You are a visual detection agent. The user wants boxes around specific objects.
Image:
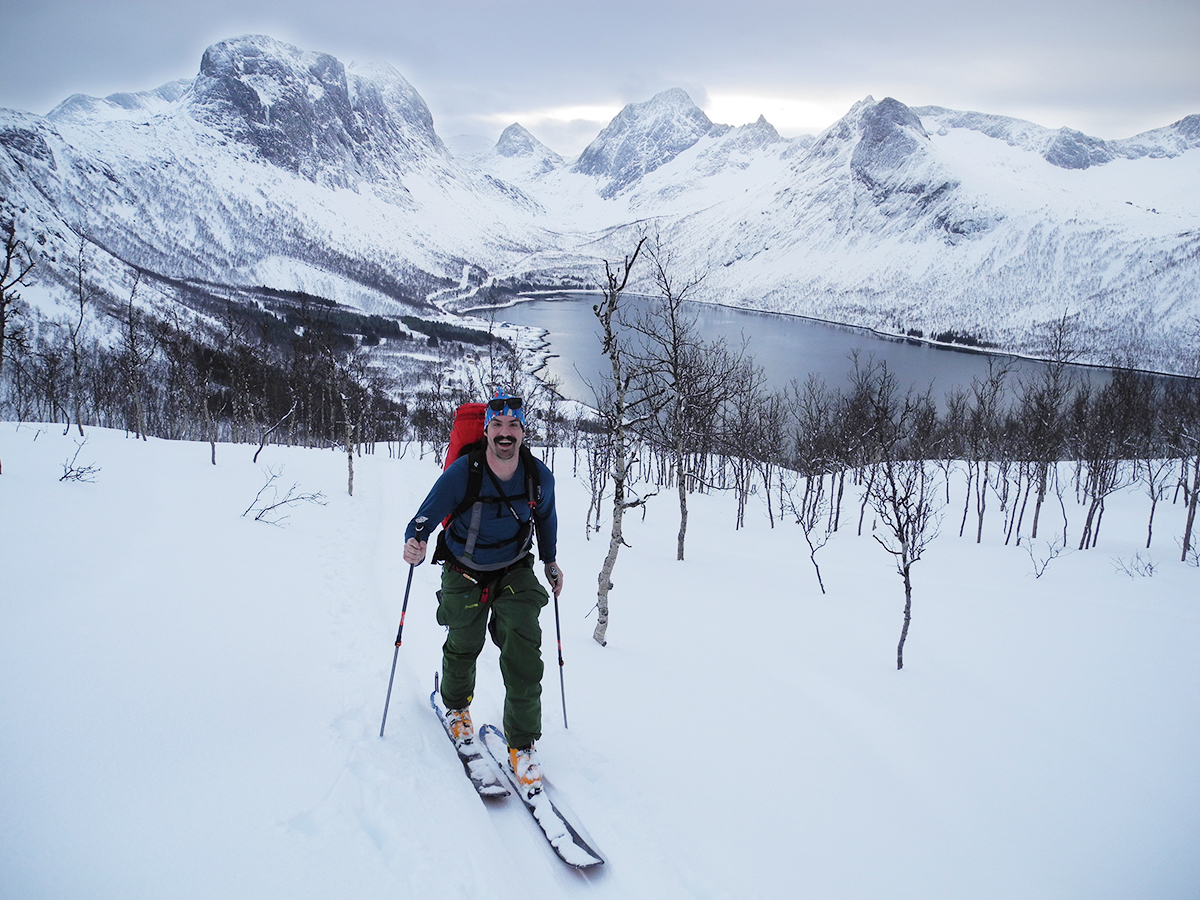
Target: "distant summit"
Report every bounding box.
[496,123,557,160]
[48,79,192,123]
[573,88,723,197]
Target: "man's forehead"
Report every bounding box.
[488,414,522,427]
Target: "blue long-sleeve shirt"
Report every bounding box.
[406,452,557,570]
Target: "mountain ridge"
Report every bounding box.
[2,34,1198,374]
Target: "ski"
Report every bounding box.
[480,723,605,869]
[430,674,509,799]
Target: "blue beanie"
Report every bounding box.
[484,388,526,429]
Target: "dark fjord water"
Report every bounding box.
[482,293,1106,406]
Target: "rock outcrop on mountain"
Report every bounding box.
[572,88,727,197]
[186,35,446,188]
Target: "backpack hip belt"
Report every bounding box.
[441,554,533,604]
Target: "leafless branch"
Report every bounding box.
[242,464,327,525]
[60,437,100,483]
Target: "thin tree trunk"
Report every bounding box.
[959,464,974,537]
[1182,453,1200,562]
[594,418,628,647]
[832,469,844,532]
[1079,496,1101,549]
[676,452,688,561]
[1030,463,1048,539]
[975,460,989,543]
[897,565,913,671]
[1010,476,1032,545]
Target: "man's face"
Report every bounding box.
[486,414,523,461]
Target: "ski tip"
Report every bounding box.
[560,847,605,869]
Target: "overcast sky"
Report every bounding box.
[2,0,1197,156]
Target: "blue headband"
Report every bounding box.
[484,390,526,429]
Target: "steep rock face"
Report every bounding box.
[573,88,721,197]
[345,60,445,162]
[187,35,443,187]
[1044,128,1117,169]
[0,111,58,170]
[849,97,946,198]
[786,97,964,236]
[1173,113,1200,145]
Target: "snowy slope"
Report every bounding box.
[634,98,1200,369]
[0,35,557,324]
[1,423,1198,899]
[1,36,1198,370]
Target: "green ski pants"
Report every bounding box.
[436,555,549,749]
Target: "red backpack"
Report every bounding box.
[444,403,487,473]
[440,402,487,529]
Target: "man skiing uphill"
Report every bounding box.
[403,389,563,798]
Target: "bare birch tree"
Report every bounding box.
[859,363,944,669]
[628,235,742,558]
[591,236,651,647]
[65,235,91,436]
[118,272,151,441]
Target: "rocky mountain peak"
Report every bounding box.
[572,88,716,197]
[187,35,442,186]
[1044,127,1116,169]
[728,114,783,150]
[495,123,560,162]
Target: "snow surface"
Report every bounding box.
[2,423,1198,899]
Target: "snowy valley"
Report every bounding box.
[1,34,1198,377]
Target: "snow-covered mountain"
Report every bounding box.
[2,34,1198,371]
[0,35,558,329]
[651,97,1200,367]
[571,87,728,197]
[474,123,564,181]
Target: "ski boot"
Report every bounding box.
[445,707,474,747]
[509,745,543,798]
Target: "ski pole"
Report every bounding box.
[379,562,416,738]
[549,564,568,729]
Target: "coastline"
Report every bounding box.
[470,291,1195,383]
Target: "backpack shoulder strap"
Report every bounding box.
[450,442,540,524]
[449,444,487,521]
[519,445,543,514]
